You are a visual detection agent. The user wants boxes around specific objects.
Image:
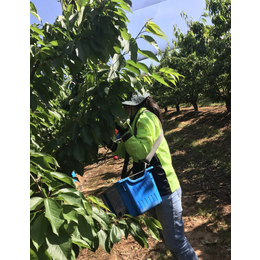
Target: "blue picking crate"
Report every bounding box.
[100,167,162,217]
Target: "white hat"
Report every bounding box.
[122,90,150,106]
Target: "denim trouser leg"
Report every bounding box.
[148,187,198,260]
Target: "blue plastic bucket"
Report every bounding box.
[100,167,162,217]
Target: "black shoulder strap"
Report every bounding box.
[121,152,130,179]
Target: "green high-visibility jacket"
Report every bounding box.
[113,107,180,196]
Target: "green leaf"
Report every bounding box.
[110,103,128,119]
[75,41,90,63]
[125,64,140,76]
[120,37,130,53]
[30,2,42,23]
[77,5,85,26]
[138,49,159,62]
[148,217,162,229]
[142,217,160,241]
[89,123,101,139]
[30,197,44,211]
[31,154,59,171]
[63,41,74,54]
[30,248,38,260]
[159,67,182,77]
[69,12,78,28]
[66,57,83,76]
[83,199,93,216]
[126,60,149,74]
[58,188,84,197]
[140,35,159,51]
[30,93,38,111]
[129,38,138,62]
[62,205,78,223]
[120,27,130,40]
[77,0,88,7]
[107,68,119,82]
[49,110,61,121]
[80,126,93,146]
[110,224,122,244]
[124,72,143,91]
[159,67,183,86]
[52,56,64,75]
[30,25,45,37]
[118,1,132,12]
[31,213,49,250]
[31,11,42,24]
[129,219,148,248]
[46,227,72,260]
[49,40,65,47]
[30,1,37,13]
[97,229,112,253]
[44,138,58,154]
[145,21,168,42]
[51,171,76,187]
[57,193,84,209]
[54,27,71,40]
[112,53,126,72]
[87,195,110,212]
[78,215,96,244]
[44,198,65,236]
[74,142,85,162]
[97,70,110,83]
[117,219,130,238]
[97,229,107,248]
[92,206,111,230]
[151,72,169,87]
[37,245,52,260]
[71,226,91,248]
[128,226,146,248]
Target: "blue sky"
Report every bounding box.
[30,0,210,67]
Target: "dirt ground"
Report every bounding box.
[76,106,231,260]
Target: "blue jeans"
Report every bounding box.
[148,186,198,260]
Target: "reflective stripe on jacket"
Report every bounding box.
[114,107,180,196]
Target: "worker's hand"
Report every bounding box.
[115,122,128,136]
[103,138,117,152]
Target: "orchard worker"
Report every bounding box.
[107,90,198,260]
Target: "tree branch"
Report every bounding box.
[30,173,47,198]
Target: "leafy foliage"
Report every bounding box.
[30,0,175,258]
[148,0,231,112]
[30,150,163,259]
[205,0,231,111]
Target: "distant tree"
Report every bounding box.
[205,0,231,112]
[157,19,210,112]
[148,47,184,112]
[149,0,231,112]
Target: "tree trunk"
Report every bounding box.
[191,101,198,111]
[225,98,231,112]
[175,104,180,112]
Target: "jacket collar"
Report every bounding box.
[130,107,146,125]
